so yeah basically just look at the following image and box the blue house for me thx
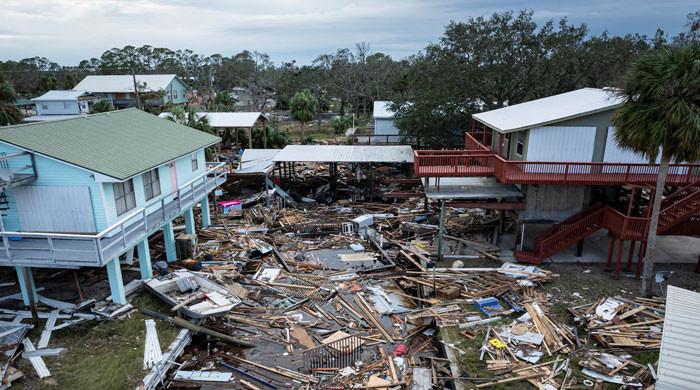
[0,109,223,305]
[73,74,189,108]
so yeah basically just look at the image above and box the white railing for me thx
[0,162,226,267]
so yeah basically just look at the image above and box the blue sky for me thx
[0,0,697,65]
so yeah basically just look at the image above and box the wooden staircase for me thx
[514,180,700,264]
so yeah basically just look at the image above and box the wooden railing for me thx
[0,162,226,268]
[415,132,700,186]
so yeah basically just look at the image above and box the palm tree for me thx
[613,43,700,296]
[290,90,316,144]
[0,80,22,126]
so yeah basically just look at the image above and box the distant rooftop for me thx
[373,101,394,119]
[31,90,90,101]
[159,112,266,128]
[273,145,413,163]
[472,88,624,133]
[73,74,183,93]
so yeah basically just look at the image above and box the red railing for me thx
[415,132,700,186]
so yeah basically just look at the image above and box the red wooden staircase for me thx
[514,180,700,264]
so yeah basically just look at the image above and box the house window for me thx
[515,132,525,156]
[113,179,136,216]
[142,168,161,201]
[173,90,178,99]
[191,152,199,171]
[41,103,48,110]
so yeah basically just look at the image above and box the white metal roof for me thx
[657,285,700,390]
[235,149,280,175]
[373,101,394,119]
[31,90,89,101]
[158,112,266,128]
[273,145,414,163]
[73,74,179,93]
[472,88,624,133]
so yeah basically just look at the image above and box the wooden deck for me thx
[414,134,700,186]
[0,162,226,268]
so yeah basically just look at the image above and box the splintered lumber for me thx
[171,292,205,312]
[230,356,318,384]
[21,338,50,378]
[141,309,254,348]
[354,294,395,343]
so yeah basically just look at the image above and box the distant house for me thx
[73,74,189,108]
[373,101,399,136]
[159,111,267,148]
[0,109,224,305]
[26,90,101,122]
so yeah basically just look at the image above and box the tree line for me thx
[1,9,698,139]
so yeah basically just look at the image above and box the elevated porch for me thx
[0,162,226,268]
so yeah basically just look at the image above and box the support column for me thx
[201,196,211,228]
[184,208,195,235]
[636,242,647,278]
[105,258,126,305]
[15,266,37,307]
[606,238,616,271]
[614,239,625,279]
[163,221,176,262]
[626,241,636,272]
[576,239,584,257]
[137,239,152,279]
[437,200,446,262]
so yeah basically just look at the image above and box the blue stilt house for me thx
[0,109,224,304]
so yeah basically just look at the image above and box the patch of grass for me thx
[14,293,179,390]
[632,350,659,366]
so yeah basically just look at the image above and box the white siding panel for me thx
[657,286,700,390]
[524,126,595,173]
[526,126,596,162]
[374,118,400,135]
[15,186,97,233]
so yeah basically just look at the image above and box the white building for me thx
[27,90,101,122]
[372,101,400,136]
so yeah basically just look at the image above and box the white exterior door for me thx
[15,186,96,233]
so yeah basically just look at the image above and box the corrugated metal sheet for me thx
[273,145,414,163]
[235,149,280,175]
[526,126,596,162]
[657,285,700,390]
[473,88,623,133]
[15,186,97,233]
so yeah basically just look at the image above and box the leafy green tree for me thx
[290,90,316,143]
[331,116,353,134]
[167,105,214,134]
[0,79,23,126]
[613,43,700,296]
[91,100,115,113]
[62,73,79,89]
[36,74,57,94]
[214,90,235,110]
[394,10,652,147]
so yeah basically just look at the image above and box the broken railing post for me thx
[17,266,39,325]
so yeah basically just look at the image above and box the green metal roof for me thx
[0,109,220,180]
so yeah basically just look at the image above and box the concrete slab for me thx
[501,226,700,264]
